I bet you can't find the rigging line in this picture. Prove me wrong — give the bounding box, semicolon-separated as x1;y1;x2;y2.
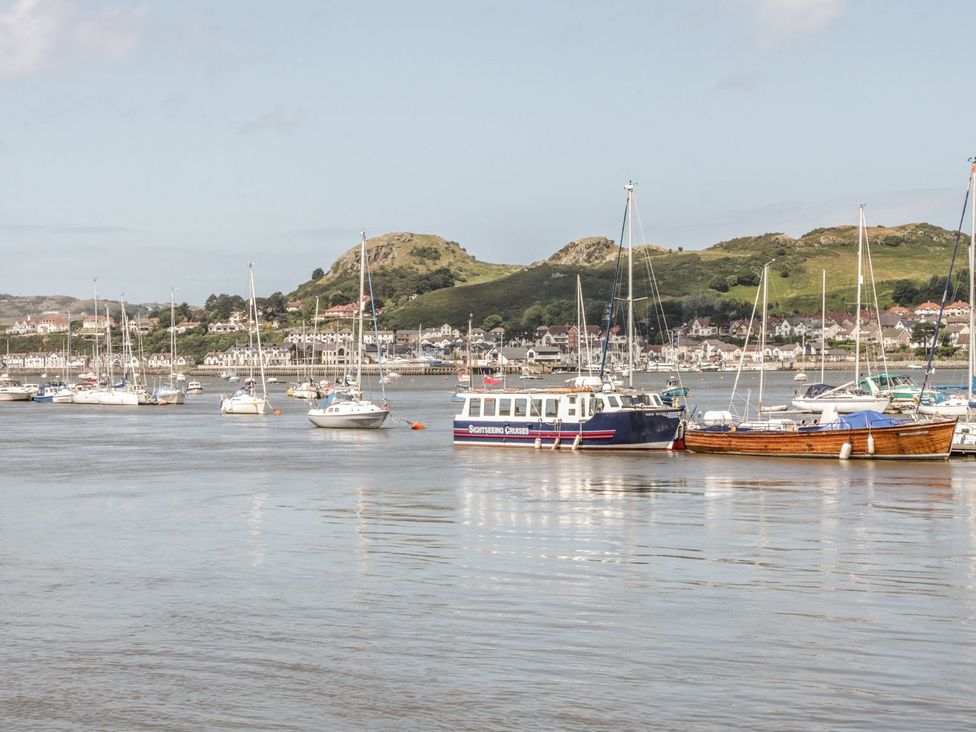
641;248;685;391
862;220;890;382
916;178;971;417
633;200;685;390
364;239;387;403
728;262;765;416
599;198;629;380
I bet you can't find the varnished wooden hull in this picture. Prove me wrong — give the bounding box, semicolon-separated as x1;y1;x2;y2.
684;419;956;460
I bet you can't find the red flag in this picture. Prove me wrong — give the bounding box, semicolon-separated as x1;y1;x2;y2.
482;375;500;386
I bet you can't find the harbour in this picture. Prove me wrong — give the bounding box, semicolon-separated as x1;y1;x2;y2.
2;373;976;729
6;1;976;728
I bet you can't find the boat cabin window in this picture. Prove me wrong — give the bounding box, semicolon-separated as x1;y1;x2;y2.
531;398;543;417
483;397;496;417
566;394;577;417
545;399;559;418
514;398;528;417
498;397;512;416
468;398;481;417
608;395;622;408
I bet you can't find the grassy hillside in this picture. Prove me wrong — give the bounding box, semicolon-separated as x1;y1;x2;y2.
289;232;517;308
380;223;962;331
0;294;164;326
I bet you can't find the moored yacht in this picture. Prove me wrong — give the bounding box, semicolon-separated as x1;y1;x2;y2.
0;375;32;401
220;264;272;416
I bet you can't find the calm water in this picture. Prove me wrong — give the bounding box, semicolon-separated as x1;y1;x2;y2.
2;373;976;730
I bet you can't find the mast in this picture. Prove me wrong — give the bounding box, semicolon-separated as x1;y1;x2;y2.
170;289;176;383
467;313;473;381
249;263;268;400
969;162;975;410
854;205;865;384
65;311;71;381
92;279;100;379
105;304;113;385
820;269;826;383
625;180;635;387
576;275;584;375
312;296;320;382
758;261;769;416
356;232;366;392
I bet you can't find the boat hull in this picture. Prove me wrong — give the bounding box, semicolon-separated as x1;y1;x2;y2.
220;396;270;415
71;389;103;405
918;401;974;417
951;422;976;455
453;409;683;450
0;390;32;401
684;419;956;459
308;405;389;429
155;388;186;405
97;390;140;406
791;396;891;414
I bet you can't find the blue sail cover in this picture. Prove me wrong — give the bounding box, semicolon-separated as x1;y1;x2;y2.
807;410;903;431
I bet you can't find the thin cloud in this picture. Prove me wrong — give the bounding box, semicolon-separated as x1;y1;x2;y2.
297;226;363;238
715;71;763;93
237;105;305;136
749;0;849;48
0;0;149;79
0;223;135;235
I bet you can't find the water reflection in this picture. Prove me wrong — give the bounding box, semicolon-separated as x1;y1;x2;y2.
4;375;976;730
246;492;267;567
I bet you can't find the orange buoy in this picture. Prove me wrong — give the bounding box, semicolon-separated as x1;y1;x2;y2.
273;409;282;416
411;421;426;430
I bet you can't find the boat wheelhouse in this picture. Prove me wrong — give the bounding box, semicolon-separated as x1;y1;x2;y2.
453;387;683;450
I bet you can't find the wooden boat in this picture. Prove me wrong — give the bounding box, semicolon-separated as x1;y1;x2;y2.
684;411;956;460
685;250;955;460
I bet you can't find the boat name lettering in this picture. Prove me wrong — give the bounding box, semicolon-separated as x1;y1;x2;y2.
467;424;531;436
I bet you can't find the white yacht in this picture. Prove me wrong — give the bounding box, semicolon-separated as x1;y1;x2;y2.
0;376;32;401
154;290;186;405
308;232;389;430
221;264;272;416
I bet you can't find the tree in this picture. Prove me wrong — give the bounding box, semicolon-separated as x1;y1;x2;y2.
911;321;936;345
521;303;547;330
311;267;325;281
482;314;504;331
891;279;919;307
708;277;729;293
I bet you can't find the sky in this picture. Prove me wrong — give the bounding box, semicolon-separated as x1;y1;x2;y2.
2;0;976;304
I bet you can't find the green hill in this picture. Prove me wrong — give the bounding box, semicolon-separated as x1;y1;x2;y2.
378;223;963;331
289;232;517;309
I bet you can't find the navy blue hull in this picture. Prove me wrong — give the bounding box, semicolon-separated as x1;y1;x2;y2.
453;408;683;449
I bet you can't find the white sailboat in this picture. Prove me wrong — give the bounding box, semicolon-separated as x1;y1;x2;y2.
792;206;891;414
155;289;186;405
308;232;389;429
72;281;108;405
150;293;185;404
96;299;150;406
567;274;602;390
221;264;271;415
